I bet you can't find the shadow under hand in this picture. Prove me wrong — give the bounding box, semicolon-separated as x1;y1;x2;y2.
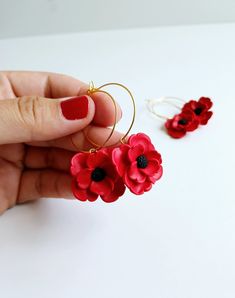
0;198;97;251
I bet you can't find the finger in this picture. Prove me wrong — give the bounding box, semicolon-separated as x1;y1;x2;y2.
17;169;73;203
90;91;122;126
0;95;95;144
24;146;74;171
0;71;122;126
0;71;83;98
26;125;124;151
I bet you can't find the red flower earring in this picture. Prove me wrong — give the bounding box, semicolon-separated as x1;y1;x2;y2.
146;96;213;139
71;149;126;202
182;97;213;125
112;133;163;195
70;82;163;202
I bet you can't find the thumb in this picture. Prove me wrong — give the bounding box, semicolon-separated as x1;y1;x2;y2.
0;95;95;144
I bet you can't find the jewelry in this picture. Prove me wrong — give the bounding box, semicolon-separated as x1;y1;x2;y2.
70;82;163;202
146;96;213;138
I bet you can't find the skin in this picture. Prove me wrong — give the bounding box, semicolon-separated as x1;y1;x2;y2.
0;71;123;214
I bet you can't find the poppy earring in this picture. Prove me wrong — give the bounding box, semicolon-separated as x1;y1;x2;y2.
70;82;163;203
146;96;213;139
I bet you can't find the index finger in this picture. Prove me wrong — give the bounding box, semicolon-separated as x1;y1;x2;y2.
0;71;122;126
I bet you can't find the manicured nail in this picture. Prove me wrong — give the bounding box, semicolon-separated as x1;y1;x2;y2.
60;96;88;120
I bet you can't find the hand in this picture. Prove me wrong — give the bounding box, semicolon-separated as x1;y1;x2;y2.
0;71;122;214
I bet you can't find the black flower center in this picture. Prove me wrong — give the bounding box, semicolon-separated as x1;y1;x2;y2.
91;167;106;182
194;107;203;115
136;155;148;169
178;119;188;125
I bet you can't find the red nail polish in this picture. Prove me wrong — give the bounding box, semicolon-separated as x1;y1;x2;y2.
60;96;88;120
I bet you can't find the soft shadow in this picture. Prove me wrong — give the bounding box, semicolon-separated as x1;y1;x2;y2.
0;198;97;248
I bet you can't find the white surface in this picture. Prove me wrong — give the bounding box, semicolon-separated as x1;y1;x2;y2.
1;0;235;38
0;23;235;298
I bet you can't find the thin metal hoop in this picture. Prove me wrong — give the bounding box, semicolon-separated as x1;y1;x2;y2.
97;82;136;143
71;81;136;152
146;96;185;121
70;81;117;153
87;83;118;149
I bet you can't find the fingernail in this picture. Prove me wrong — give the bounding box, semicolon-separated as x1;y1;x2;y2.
60;96;88;120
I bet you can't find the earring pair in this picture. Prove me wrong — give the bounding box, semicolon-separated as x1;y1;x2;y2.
70;82;163;203
146;96;213;138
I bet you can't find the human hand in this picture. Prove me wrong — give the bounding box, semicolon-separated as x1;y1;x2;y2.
0;71;122;214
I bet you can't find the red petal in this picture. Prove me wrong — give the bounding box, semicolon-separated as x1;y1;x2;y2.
140;160;159;176
90;177;114;196
143;182;152;192
124;171;138;190
148;165;163;183
172;118;182;129
128;133;154;151
101;178;126;203
127;145;144;162
165;120;186;138
112;145;129;176
72;180;98;202
183;100;197;111
199;97;213;109
165;118;173;129
124;172;146;195
145;150;162;164
128;162;146;183
181;110;195;121
101;162;117;180
128;133;151;145
186;119;199;131
70;152;88;176
76;169;92;189
199;111;213;125
87;151;108;169
114;177;126;196
168;129;186;138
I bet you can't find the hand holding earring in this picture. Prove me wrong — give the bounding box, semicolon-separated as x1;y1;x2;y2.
70;82;163;203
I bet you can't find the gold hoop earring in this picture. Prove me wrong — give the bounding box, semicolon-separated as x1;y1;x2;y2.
70;81;163;203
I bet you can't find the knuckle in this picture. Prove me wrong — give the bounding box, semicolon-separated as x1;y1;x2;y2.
16;96;58;140
16;96;50;139
17;96;41;126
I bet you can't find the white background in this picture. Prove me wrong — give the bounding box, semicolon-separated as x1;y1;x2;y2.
0;22;235;297
1;0;235;38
